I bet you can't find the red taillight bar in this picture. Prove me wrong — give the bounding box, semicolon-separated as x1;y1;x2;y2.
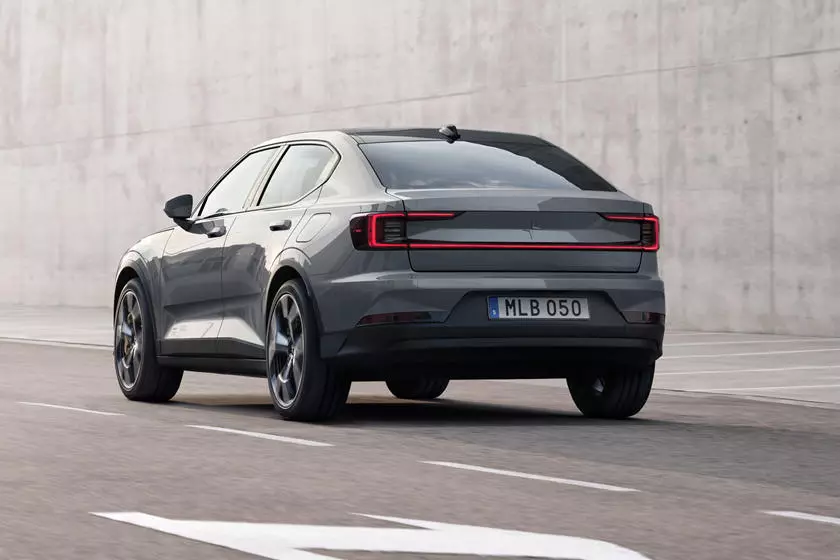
602;214;660;252
351;212;659;251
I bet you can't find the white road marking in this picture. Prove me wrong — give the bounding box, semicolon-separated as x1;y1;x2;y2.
91;511;653;559
18;401;124;416
186;425;332;447
0;337;111;350
661;347;840;360
696;383;840;393
422;461;638;493
659;364;840;376
764;510;840;527
667;338;819;347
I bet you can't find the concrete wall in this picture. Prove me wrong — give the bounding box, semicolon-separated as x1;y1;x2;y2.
1;0;839;335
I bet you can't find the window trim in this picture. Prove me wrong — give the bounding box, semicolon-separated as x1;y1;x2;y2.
192;146;280;220
251;140;341;211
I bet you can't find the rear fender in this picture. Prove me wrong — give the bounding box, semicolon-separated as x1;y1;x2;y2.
266;248;323;335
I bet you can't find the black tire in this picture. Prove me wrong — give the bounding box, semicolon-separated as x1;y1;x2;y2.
386;376;450;400
566;364;655;419
114;279;183;403
266;279;350;422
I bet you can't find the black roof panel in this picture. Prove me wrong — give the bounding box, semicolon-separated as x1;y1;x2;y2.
342;128;551;145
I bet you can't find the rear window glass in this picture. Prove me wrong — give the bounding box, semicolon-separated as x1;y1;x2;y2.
359;140;616;192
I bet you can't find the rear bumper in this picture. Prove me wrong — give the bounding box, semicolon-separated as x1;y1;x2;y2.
312;268;665;380
323;322;663;380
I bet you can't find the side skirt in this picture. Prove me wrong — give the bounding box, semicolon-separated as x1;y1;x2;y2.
157;356;266;377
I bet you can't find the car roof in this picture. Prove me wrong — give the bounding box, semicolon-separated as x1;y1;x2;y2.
252;127;551;150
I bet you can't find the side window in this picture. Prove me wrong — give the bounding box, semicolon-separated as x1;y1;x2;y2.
258;144;336;207
198;149;276;217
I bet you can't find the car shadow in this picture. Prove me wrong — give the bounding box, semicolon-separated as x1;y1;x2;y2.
168;393;656;428
338;398;662;428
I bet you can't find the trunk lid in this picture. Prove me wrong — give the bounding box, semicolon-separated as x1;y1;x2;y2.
389;187;648;273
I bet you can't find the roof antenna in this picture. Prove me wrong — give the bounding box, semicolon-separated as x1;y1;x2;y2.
438;124;460;143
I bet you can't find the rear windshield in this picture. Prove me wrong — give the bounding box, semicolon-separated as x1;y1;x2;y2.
359;140;617;192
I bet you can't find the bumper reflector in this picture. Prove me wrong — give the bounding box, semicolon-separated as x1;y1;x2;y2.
623;311;666;325
357;311;433;327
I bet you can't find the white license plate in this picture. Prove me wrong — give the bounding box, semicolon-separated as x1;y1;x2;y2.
487;297;590;320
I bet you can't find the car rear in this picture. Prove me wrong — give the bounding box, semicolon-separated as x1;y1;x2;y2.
317;130;664;385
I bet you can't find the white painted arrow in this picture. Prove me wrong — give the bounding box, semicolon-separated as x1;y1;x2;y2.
91;511;653;560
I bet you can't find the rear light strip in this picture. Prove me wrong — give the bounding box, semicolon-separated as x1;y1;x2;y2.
350;212;659;251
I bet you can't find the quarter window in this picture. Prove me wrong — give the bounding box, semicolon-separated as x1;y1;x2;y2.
259;144;336;207
198;149;276;217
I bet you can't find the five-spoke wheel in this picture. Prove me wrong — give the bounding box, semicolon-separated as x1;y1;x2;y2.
268;293;306;408
113;278;183;402
115;290;144;390
266;279;350;421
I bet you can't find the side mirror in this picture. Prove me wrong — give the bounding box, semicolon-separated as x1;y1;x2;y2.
164;194;193;221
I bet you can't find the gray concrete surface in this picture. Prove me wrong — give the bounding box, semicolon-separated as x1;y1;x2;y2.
1;0;839;335
1;339;839;560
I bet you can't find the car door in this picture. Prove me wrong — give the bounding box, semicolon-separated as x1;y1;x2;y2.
158;147;278;356
218;142;340;359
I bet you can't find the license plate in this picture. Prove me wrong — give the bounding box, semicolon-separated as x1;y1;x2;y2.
487;297;590;320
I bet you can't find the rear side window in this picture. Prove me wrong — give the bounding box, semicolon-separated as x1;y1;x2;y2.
258;144;336;207
359;140;616;192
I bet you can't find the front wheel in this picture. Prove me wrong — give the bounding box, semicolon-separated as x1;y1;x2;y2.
266;279;350;422
114;279;183;403
386;376;450;400
566;364;654;419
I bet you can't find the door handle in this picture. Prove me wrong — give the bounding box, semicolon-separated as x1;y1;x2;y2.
206;225;226;238
269;220;292;232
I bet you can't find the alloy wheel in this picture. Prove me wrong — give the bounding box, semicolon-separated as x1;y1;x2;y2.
268;293;305;407
115;290;143;389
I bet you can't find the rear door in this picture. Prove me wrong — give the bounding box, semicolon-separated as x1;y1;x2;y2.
358;139;656;273
219;142;340;358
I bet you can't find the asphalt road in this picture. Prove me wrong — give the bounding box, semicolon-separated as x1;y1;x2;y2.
1;339;839;560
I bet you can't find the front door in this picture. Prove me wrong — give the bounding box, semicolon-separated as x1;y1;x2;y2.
158;147;278;356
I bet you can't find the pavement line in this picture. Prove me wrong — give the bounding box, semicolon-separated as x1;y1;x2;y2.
186;424;333;447
764;510;840;527
667;338;819;347
18;401;124;416
661;347;840;360
0;337;111;350
659;364;840;376
422;461;639;493
697;383;840;393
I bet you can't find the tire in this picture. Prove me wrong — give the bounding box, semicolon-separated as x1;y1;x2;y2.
566;364;655;419
266;279;350;422
114;279;183;403
386;376;450;400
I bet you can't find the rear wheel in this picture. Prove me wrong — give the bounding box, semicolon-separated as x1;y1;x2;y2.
386;376;450;400
114;279;183;402
566;365;654;419
266;279;350;422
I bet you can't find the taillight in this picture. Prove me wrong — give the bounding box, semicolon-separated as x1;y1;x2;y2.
350;212;457;250
602;214;660;252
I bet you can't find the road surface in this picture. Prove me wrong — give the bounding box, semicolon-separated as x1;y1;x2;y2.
1;333;839;559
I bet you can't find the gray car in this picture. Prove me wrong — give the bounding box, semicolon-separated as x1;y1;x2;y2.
112;126;665;422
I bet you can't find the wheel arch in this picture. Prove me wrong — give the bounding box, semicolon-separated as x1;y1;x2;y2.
113;251;162;348
113;266;140;317
265;250;323;335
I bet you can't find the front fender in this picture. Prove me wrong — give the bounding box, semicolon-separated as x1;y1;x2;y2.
113;229;173;345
